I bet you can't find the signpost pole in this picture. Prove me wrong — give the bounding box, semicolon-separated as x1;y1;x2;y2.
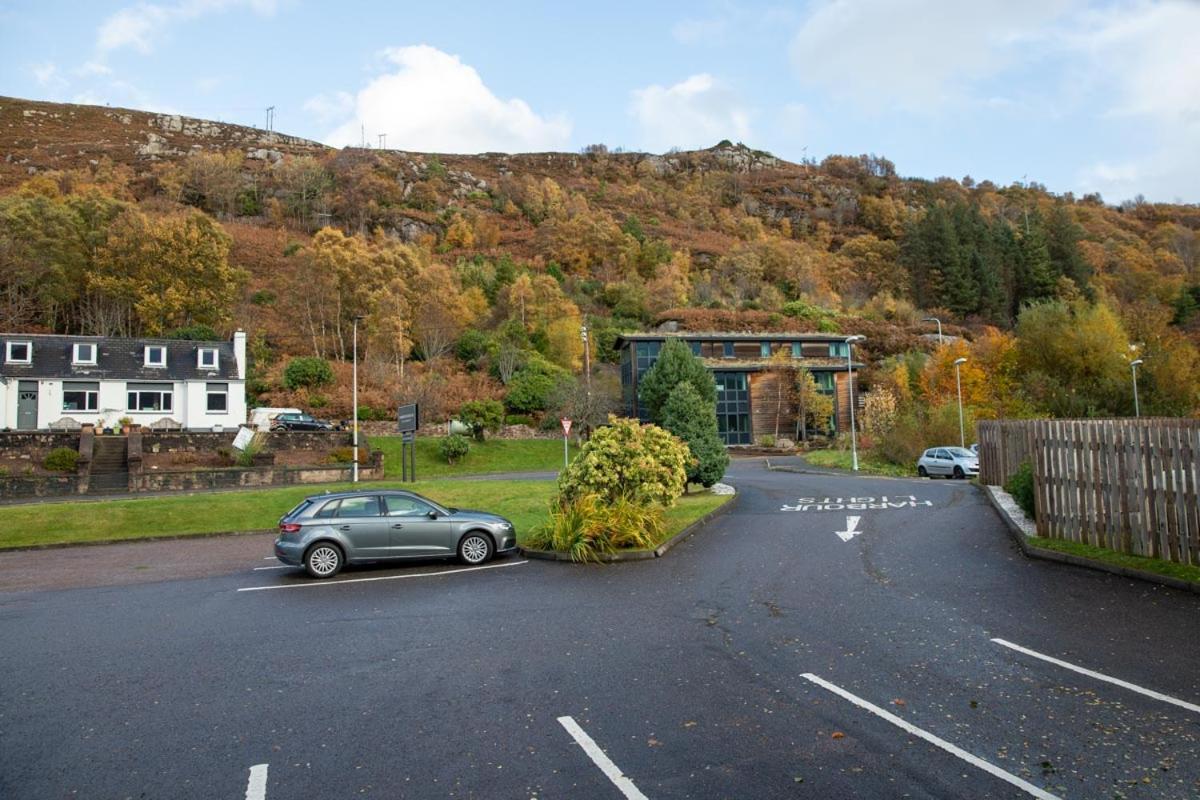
560;417;572;469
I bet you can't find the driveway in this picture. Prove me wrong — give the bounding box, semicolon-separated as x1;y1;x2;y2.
1;460;1198;798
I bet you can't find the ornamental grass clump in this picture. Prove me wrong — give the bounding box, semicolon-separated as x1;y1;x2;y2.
526;493;665;562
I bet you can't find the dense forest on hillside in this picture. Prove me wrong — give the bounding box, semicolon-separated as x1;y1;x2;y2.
1;97;1198;441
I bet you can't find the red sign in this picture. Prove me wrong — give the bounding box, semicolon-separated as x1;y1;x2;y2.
561;417;572;435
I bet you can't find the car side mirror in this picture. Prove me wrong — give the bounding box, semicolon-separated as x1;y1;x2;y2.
427;510;439;519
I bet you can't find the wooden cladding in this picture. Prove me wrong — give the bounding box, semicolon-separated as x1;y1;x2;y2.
978;418;1200;566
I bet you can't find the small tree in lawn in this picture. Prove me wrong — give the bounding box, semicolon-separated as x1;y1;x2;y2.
458;399;504;441
795;368;835;442
661;382;729;491
637;338;716;424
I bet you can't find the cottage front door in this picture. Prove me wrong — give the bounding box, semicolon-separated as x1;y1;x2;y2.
17;381;38;430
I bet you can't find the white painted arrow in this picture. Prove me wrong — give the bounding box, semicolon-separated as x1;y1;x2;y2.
835;515;862;542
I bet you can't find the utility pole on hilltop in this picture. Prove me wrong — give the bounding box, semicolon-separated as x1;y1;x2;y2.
265;106;275;132
378;133;387;149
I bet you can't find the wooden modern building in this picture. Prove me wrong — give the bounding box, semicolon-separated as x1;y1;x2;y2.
616;332;863;445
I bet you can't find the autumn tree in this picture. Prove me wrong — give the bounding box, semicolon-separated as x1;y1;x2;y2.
794;368;834;441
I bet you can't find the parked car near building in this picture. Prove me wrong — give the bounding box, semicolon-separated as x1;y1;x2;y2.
270;411;334;431
917;447;979;479
274;489;518;578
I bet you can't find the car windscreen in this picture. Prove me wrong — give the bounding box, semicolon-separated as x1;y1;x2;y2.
947;447;975;458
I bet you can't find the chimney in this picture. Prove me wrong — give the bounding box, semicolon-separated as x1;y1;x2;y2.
233;329;247;380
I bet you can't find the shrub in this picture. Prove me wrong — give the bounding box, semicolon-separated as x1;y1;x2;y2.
505;356;572;413
328;446;355;464
557;416;688;507
637;339;716;424
1005;461;1037;520
661;382;729;489
283;357;334;390
458;399;504;441
438;434;470;464
455;329;491;368
504;414;534;427
757;434;776;448
307;393;328;408
525;493;665;562
235;432;266;467
43;447;79;472
166;324;221;341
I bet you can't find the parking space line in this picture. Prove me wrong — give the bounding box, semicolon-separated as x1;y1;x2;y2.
236;559;529;592
991;638;1200;714
244;763;268;800
800;673;1061;800
252;565;291;571
557;716;649;800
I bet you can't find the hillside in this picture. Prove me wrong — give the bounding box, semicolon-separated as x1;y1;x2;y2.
1;94;1198;428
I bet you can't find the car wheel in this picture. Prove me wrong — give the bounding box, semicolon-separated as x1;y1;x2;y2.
458;532;494;565
918;466;928;478
271;424;285;432
305;543;343;579
953;466;965;480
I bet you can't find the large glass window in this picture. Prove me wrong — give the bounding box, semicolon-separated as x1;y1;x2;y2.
127;382;173;412
206;382;228;412
620;345;634;417
814;372;835;392
634;341;662;421
63;382;99;412
714;371;751;445
829;341;850;359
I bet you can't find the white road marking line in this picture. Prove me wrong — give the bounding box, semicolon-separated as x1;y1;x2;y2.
800;673;1061;800
834;515;862;542
557;716;649;800
237;559;529;592
252;565;291;571
991;638;1200;715
244;763;268;800
262;557;276;560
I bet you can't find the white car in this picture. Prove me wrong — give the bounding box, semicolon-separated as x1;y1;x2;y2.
917;447;979;479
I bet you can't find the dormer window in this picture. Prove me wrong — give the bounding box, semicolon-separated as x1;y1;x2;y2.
73;343;97;365
145;345;166;368
198;348;218;370
5;341;31;364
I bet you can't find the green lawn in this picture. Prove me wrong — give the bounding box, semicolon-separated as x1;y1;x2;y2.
0;478;728;551
803;449;914;478
372;436;577;479
661;492;731;546
1028;536;1200;586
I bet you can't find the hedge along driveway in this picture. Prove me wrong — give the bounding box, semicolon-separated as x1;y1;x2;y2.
0;480;555;550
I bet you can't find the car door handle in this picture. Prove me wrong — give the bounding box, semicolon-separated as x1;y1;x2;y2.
391;523;404;529
338;525;351;531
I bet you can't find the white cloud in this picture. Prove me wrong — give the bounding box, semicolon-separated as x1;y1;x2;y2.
630;74;752;151
97;0;279;54
789;0;1078;111
31;61;66;88
320;45;571;153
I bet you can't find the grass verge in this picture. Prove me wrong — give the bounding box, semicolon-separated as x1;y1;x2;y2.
0;479;555;550
803;449;914;478
659;492;732;547
372;436;577;479
1027;536;1200;586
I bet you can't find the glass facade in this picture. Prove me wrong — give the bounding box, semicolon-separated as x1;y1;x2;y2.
829;341;850;359
620;346;634;416
634;341;661;421
714;371;751;445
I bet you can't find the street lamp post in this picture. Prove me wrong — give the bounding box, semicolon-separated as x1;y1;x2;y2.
845;335;866;471
352;315;364;483
1130;358;1143;418
922;317;943;345
953;357;968;448
580;324;591;398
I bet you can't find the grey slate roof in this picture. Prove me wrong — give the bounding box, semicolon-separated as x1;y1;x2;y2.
0;334;237;381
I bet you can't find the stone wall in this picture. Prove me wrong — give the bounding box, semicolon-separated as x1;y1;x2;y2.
131;450;384;492
0;432;80;461
138;430;357;454
0;472;86;499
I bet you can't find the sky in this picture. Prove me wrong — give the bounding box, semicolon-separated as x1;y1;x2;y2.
1;0;1198;203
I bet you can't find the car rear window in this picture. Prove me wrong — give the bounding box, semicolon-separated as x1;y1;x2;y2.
336;496;381;517
282;499;313;520
313;499;340;518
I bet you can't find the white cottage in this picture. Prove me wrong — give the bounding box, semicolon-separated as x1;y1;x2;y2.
0;331;247;431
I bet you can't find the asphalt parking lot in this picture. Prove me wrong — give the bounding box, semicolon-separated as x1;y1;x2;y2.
2;460;1199;799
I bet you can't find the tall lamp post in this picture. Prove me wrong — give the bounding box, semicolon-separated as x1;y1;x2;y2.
922;316;943;345
845;335;866;471
580;324;591;399
1130;358;1143;418
953;357;968;448
352;314;364;483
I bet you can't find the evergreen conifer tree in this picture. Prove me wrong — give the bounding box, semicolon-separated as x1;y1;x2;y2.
638;338;717;424
661;382;729;489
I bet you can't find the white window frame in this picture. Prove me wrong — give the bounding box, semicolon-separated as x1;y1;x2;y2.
144;345;167;368
73;342;97;365
62;382;99;412
205;382;228;413
198;348;218;370
127;384;174;413
5;341;32;364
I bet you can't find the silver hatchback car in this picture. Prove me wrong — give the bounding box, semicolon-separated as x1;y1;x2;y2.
274;489;518;578
917;446;979;479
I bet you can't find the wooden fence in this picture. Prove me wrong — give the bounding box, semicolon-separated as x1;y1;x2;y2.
977;419;1200;566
